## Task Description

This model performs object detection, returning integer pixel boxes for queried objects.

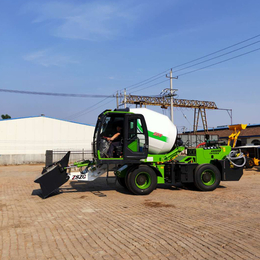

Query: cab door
[123,114,149,160]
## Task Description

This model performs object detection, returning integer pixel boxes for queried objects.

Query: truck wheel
[246,158,254,168]
[117,177,127,188]
[127,166,157,195]
[194,164,221,191]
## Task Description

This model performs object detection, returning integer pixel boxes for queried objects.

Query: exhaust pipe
[34,152,70,198]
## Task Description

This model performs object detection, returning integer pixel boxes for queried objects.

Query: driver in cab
[105,124,123,157]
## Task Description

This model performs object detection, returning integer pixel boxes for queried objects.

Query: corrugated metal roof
[186,123,260,133]
[185,124,260,138]
[0,115,94,127]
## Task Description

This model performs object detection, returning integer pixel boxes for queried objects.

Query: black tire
[117,177,127,188]
[246,158,254,168]
[194,164,221,191]
[126,165,157,195]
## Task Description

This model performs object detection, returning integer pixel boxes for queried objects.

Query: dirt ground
[0,165,260,260]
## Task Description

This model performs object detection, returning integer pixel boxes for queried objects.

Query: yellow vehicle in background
[234,145,260,168]
[228,124,247,148]
[228,124,260,168]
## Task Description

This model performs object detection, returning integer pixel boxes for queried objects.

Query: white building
[0,116,95,165]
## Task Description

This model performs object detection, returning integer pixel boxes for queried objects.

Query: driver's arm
[107,132,120,142]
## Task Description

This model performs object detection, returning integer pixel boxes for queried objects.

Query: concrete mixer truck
[35,108,245,198]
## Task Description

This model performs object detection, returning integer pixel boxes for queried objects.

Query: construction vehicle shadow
[32,181,228,199]
[31,188,62,198]
[217,185,227,189]
[157,184,183,191]
[32,177,132,199]
[158,184,227,192]
[67,178,132,196]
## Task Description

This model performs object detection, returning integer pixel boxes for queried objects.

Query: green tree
[1,114,11,119]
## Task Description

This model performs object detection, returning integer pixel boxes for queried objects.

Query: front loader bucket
[34,152,70,198]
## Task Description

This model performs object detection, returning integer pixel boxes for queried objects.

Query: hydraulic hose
[226,150,246,168]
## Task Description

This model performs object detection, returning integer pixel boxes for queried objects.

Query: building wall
[246,137,260,145]
[0,116,94,165]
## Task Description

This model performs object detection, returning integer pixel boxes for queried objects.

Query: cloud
[22,1,139,41]
[23,49,47,61]
[23,49,79,67]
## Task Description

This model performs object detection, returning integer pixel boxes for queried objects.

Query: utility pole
[124,89,127,108]
[166,69,178,122]
[116,92,119,108]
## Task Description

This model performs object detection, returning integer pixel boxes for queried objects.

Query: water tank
[130,108,177,154]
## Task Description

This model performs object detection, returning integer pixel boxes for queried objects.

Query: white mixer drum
[130,108,177,154]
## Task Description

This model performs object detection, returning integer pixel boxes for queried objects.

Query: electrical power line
[128,42,260,93]
[131,79,168,94]
[127,74,166,92]
[0,88,117,120]
[64,96,113,120]
[2,34,260,121]
[121,70,169,92]
[0,88,114,98]
[177,46,260,77]
[120,34,260,93]
[59,34,260,119]
[3,34,260,99]
[72,42,260,117]
[75,99,115,120]
[171,39,260,75]
[170,33,260,70]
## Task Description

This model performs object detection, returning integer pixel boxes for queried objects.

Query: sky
[1,0,260,131]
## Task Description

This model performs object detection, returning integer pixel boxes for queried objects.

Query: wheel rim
[201,170,215,186]
[135,172,151,189]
